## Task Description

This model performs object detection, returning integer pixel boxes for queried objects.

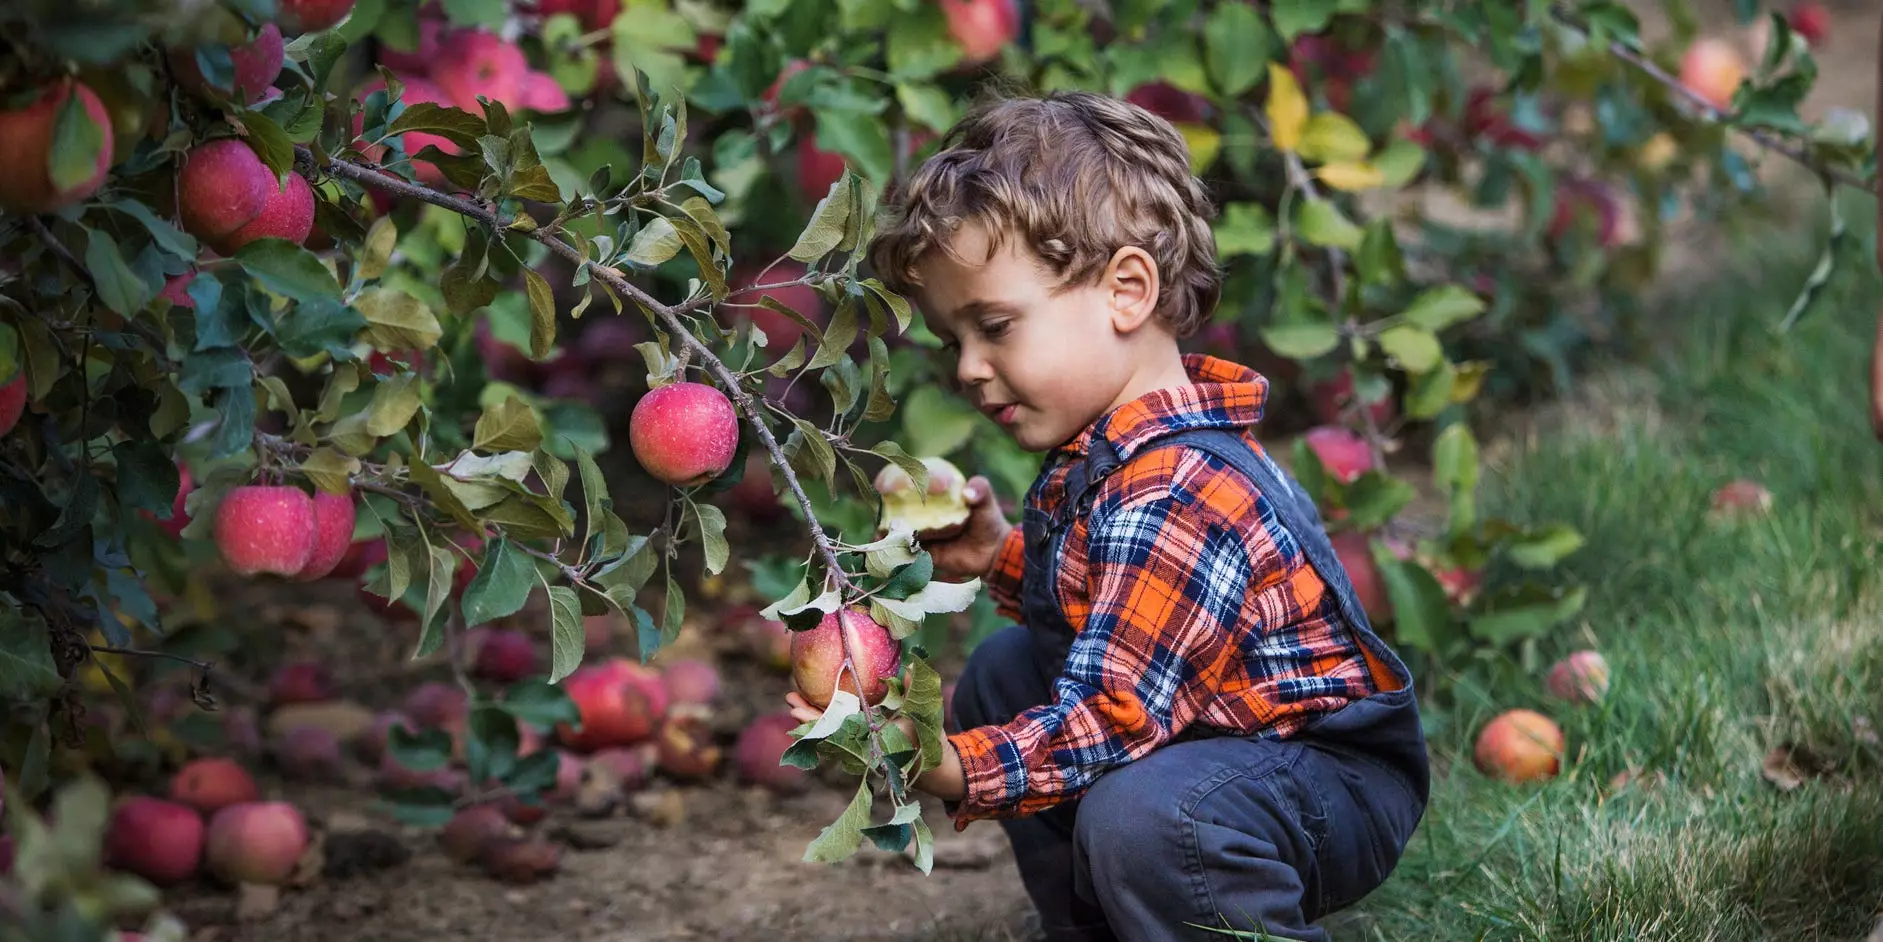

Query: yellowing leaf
[1177,123,1222,172]
[1316,161,1386,191]
[1298,112,1371,164]
[1264,63,1308,153]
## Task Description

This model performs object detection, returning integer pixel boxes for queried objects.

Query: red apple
[790,607,901,710]
[1473,709,1564,783]
[1679,37,1747,111]
[169,23,284,105]
[586,746,649,793]
[734,713,809,793]
[1545,650,1610,703]
[1434,565,1483,608]
[472,629,539,683]
[762,59,814,121]
[1303,426,1374,485]
[555,658,670,751]
[148,463,194,538]
[204,801,308,885]
[431,29,529,112]
[289,488,356,581]
[105,797,204,885]
[168,757,259,815]
[939,0,1018,65]
[0,375,24,438]
[797,137,848,201]
[629,381,740,486]
[1307,370,1395,428]
[177,138,274,245]
[1329,531,1391,626]
[1124,82,1209,124]
[0,80,114,213]
[441,804,513,863]
[211,169,314,255]
[404,681,468,730]
[660,658,719,706]
[279,0,356,33]
[654,710,721,781]
[1710,479,1772,516]
[1789,2,1829,48]
[480,836,560,883]
[269,661,336,706]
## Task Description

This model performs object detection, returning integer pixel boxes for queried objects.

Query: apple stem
[302,147,859,599]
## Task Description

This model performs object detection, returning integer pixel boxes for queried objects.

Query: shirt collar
[1055,354,1270,461]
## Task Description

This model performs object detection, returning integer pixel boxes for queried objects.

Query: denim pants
[953,626,1427,942]
[954,427,1429,941]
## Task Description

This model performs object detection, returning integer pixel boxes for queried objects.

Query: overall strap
[1143,428,1414,693]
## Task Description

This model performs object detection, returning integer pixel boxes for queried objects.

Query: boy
[783,91,1429,942]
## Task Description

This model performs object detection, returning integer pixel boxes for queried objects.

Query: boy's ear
[1104,245,1161,335]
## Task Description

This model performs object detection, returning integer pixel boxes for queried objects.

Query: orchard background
[1,0,1880,938]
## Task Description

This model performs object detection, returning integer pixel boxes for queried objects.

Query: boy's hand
[783,691,965,802]
[924,476,1012,582]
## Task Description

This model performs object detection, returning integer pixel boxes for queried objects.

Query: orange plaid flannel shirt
[946,354,1383,827]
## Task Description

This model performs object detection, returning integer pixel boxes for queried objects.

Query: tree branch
[1547,4,1874,194]
[298,147,855,596]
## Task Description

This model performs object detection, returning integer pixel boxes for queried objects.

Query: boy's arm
[941,493,1257,823]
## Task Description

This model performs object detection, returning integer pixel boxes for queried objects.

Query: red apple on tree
[176,139,275,245]
[0,374,25,437]
[213,484,318,577]
[629,381,739,487]
[1304,426,1374,485]
[791,607,902,709]
[0,80,114,213]
[940,0,1018,66]
[169,23,285,106]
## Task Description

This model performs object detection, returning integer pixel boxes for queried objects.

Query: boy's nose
[956,348,995,388]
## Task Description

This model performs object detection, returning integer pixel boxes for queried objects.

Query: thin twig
[90,645,215,672]
[1547,4,1873,193]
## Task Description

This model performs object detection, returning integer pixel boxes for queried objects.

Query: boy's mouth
[982,402,1019,425]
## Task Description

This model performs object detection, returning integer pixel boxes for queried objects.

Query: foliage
[0,0,1870,903]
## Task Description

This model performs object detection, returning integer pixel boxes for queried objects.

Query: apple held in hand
[875,456,972,540]
[791,607,902,710]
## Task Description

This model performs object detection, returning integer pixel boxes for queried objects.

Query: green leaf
[244,114,296,183]
[788,168,854,262]
[1259,321,1341,359]
[407,462,484,533]
[1373,139,1427,188]
[1298,113,1372,164]
[48,86,107,194]
[498,680,580,730]
[274,297,366,359]
[803,780,874,863]
[547,585,584,683]
[356,287,441,351]
[235,239,342,300]
[624,216,683,266]
[365,372,422,436]
[0,609,62,700]
[1402,284,1486,332]
[418,543,458,651]
[1297,199,1364,250]
[1377,325,1442,373]
[1270,0,1336,41]
[388,725,454,773]
[1504,523,1585,570]
[1404,359,1456,420]
[84,230,153,317]
[902,657,945,773]
[475,395,544,452]
[807,298,859,371]
[899,386,978,458]
[812,111,893,186]
[885,4,963,79]
[464,706,520,784]
[109,199,198,260]
[693,502,728,575]
[1214,202,1276,258]
[358,216,398,282]
[894,82,957,133]
[523,267,556,359]
[300,447,360,495]
[111,440,177,517]
[462,539,537,627]
[388,101,490,148]
[1433,422,1479,533]
[1204,3,1269,96]
[790,416,838,482]
[1468,584,1588,645]
[1370,550,1455,654]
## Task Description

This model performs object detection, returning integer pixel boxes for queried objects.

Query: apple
[1329,531,1391,626]
[762,59,814,121]
[279,0,357,33]
[1303,426,1374,485]
[471,629,539,683]
[0,374,26,438]
[356,75,459,187]
[791,607,902,709]
[168,757,259,815]
[939,0,1018,66]
[874,455,972,540]
[797,137,848,201]
[142,462,194,538]
[0,80,114,213]
[654,710,721,780]
[105,797,204,885]
[1473,708,1564,783]
[587,746,649,793]
[431,29,529,112]
[1710,479,1773,516]
[480,836,560,884]
[660,658,719,706]
[1678,38,1747,112]
[176,139,275,243]
[1434,565,1483,608]
[211,170,314,255]
[290,488,356,581]
[269,661,336,705]
[274,726,345,781]
[205,801,309,885]
[1788,2,1829,48]
[555,658,670,751]
[441,804,513,863]
[629,381,740,486]
[376,17,445,72]
[404,681,468,729]
[169,23,285,106]
[1308,370,1395,428]
[1546,650,1610,704]
[734,713,809,793]
[215,484,321,577]
[1124,82,1209,124]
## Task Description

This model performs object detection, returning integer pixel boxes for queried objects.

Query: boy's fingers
[963,475,991,505]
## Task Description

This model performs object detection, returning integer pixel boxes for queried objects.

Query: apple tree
[0,0,1874,924]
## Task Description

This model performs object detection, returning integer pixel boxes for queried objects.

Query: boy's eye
[980,320,1011,339]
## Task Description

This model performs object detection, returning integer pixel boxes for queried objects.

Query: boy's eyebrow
[952,299,1021,319]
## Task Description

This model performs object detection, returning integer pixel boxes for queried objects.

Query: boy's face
[914,222,1138,452]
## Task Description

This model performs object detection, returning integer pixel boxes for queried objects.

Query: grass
[1331,213,1883,941]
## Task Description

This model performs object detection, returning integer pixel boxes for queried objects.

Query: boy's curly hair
[867,89,1221,338]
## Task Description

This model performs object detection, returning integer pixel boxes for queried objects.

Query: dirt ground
[134,3,1883,941]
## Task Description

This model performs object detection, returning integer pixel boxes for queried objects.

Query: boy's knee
[952,624,1048,730]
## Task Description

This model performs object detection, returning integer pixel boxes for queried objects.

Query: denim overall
[951,428,1431,942]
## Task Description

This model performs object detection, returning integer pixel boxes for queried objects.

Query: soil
[102,3,1883,940]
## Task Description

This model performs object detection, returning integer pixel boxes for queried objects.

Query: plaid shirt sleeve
[982,526,1027,621]
[946,479,1261,824]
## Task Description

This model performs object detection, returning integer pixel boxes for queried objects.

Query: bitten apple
[874,456,972,540]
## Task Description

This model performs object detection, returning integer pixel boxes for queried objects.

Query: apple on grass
[1473,709,1564,783]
